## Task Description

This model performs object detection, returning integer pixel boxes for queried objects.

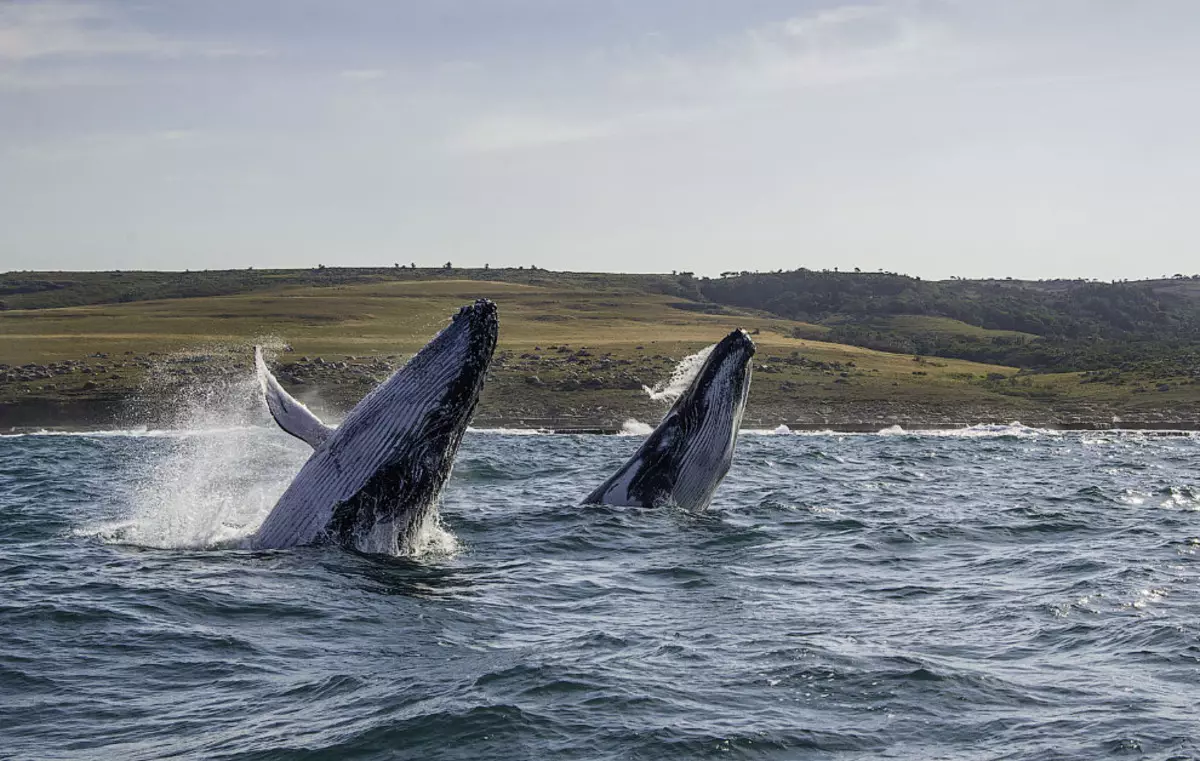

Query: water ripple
[0,430,1198,759]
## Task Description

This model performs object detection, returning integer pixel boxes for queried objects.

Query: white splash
[950,422,1056,438]
[740,424,794,436]
[115,374,304,549]
[82,350,466,557]
[875,422,1059,438]
[0,427,259,439]
[409,514,462,557]
[642,344,715,403]
[619,418,654,436]
[1118,489,1148,507]
[1160,486,1198,511]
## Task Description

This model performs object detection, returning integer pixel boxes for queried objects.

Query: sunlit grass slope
[1,278,1196,428]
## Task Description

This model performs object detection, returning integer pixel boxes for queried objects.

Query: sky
[1,0,1198,279]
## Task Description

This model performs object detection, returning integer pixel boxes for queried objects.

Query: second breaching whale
[583,328,755,510]
[251,299,498,555]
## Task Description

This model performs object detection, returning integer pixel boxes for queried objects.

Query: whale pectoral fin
[255,346,333,449]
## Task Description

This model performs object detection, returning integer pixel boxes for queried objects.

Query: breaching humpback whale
[584,328,755,511]
[251,299,498,554]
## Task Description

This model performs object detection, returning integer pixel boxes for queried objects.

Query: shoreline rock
[3,396,1198,435]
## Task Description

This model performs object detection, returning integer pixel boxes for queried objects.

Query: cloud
[340,68,386,80]
[781,3,914,48]
[642,2,953,97]
[447,113,622,153]
[0,1,268,62]
[448,2,953,153]
[4,128,203,162]
[0,61,113,90]
[156,129,197,141]
[0,1,174,60]
[445,103,708,154]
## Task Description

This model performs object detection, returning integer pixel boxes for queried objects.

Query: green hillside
[701,270,1200,374]
[1,268,1198,430]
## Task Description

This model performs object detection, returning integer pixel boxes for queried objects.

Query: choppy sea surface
[2,420,1198,760]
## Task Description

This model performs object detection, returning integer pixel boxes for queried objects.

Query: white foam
[0,426,259,439]
[619,418,654,436]
[741,424,794,436]
[409,514,461,557]
[875,422,1059,438]
[1161,486,1198,511]
[12,423,1192,443]
[1118,489,1148,506]
[642,345,715,403]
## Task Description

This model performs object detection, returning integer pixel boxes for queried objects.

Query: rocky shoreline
[3,396,1198,435]
[3,349,1198,435]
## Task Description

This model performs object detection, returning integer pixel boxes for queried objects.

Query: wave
[618,419,654,436]
[0,426,264,440]
[741,424,796,436]
[876,422,1061,438]
[740,422,1063,438]
[6,423,1196,443]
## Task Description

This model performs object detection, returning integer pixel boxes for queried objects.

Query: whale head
[326,298,499,553]
[252,299,499,554]
[585,328,755,511]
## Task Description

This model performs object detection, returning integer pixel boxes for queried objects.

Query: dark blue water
[1,425,1198,760]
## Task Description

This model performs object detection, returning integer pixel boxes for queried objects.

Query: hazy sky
[2,1,1198,278]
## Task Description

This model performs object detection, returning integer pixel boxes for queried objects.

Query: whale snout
[449,299,499,353]
[719,328,756,358]
[456,299,498,324]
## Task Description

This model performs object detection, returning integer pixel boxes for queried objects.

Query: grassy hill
[0,268,693,311]
[701,270,1200,372]
[2,268,1198,431]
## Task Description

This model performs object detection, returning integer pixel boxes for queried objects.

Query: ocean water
[1,423,1199,760]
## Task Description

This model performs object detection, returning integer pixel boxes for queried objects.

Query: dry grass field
[2,277,1197,430]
